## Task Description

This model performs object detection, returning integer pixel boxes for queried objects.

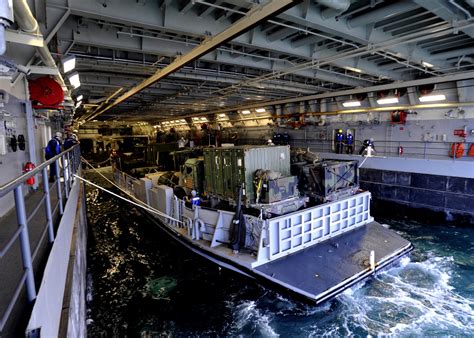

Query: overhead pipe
[0,0,13,55]
[12,0,66,87]
[316,0,351,19]
[348,1,419,28]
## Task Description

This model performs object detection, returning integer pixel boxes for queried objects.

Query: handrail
[0,144,82,334]
[0,144,80,198]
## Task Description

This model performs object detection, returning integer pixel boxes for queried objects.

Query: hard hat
[338,129,343,132]
[55,132,62,138]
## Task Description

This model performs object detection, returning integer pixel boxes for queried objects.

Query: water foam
[336,253,474,335]
[227,300,279,336]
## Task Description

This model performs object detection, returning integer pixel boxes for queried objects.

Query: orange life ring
[450,143,464,158]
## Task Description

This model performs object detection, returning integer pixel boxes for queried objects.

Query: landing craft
[111,145,412,303]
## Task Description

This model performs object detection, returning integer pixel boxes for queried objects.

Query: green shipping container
[204,145,291,205]
[203,148,215,193]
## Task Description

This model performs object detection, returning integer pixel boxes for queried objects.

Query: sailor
[335,129,344,154]
[346,130,354,154]
[64,130,79,150]
[359,138,375,156]
[178,137,187,148]
[109,149,122,170]
[189,190,200,206]
[45,132,62,182]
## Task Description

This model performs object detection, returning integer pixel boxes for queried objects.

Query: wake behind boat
[111,144,412,303]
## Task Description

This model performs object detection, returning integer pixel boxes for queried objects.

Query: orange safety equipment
[468,144,474,157]
[449,143,464,158]
[23,162,36,185]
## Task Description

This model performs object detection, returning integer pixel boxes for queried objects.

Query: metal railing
[0,144,81,333]
[238,138,473,161]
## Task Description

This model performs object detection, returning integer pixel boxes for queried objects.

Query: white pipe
[317,0,351,11]
[0,25,5,55]
[13,0,67,87]
[13,0,38,32]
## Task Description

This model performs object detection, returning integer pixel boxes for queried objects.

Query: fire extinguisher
[23,162,36,186]
[398,146,404,156]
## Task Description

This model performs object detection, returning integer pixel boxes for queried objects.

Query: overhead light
[419,94,446,102]
[377,97,399,105]
[422,61,434,68]
[342,100,361,108]
[255,108,266,113]
[76,94,83,102]
[218,113,226,117]
[345,66,362,73]
[62,55,76,73]
[241,110,251,114]
[75,101,82,108]
[67,72,81,88]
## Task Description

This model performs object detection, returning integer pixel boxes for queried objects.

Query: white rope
[74,166,183,223]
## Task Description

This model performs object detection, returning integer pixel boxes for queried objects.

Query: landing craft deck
[114,165,413,303]
[254,222,412,303]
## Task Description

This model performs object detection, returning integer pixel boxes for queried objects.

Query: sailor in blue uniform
[190,190,200,206]
[335,129,344,154]
[45,132,62,182]
[346,131,354,154]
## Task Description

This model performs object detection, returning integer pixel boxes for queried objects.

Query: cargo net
[244,214,263,254]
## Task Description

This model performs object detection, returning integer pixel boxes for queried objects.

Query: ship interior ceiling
[11,0,471,123]
[2,0,474,336]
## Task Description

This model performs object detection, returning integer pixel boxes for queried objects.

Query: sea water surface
[86,187,474,336]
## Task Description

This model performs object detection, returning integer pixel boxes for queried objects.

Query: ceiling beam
[86,0,300,120]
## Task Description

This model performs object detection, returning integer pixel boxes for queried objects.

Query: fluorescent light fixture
[67,72,81,88]
[342,100,361,108]
[218,113,226,117]
[377,97,399,105]
[422,61,434,68]
[62,55,76,73]
[345,66,362,73]
[241,110,251,114]
[255,108,266,113]
[419,94,446,102]
[76,94,83,101]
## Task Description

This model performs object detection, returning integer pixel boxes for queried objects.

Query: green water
[86,188,474,336]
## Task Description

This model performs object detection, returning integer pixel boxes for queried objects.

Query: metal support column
[13,186,36,302]
[55,159,63,215]
[42,167,54,243]
[62,155,69,199]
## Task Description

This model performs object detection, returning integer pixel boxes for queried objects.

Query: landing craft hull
[114,169,413,304]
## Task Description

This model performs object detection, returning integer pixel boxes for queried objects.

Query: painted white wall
[0,89,30,217]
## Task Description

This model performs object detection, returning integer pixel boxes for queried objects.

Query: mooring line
[74,173,183,224]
